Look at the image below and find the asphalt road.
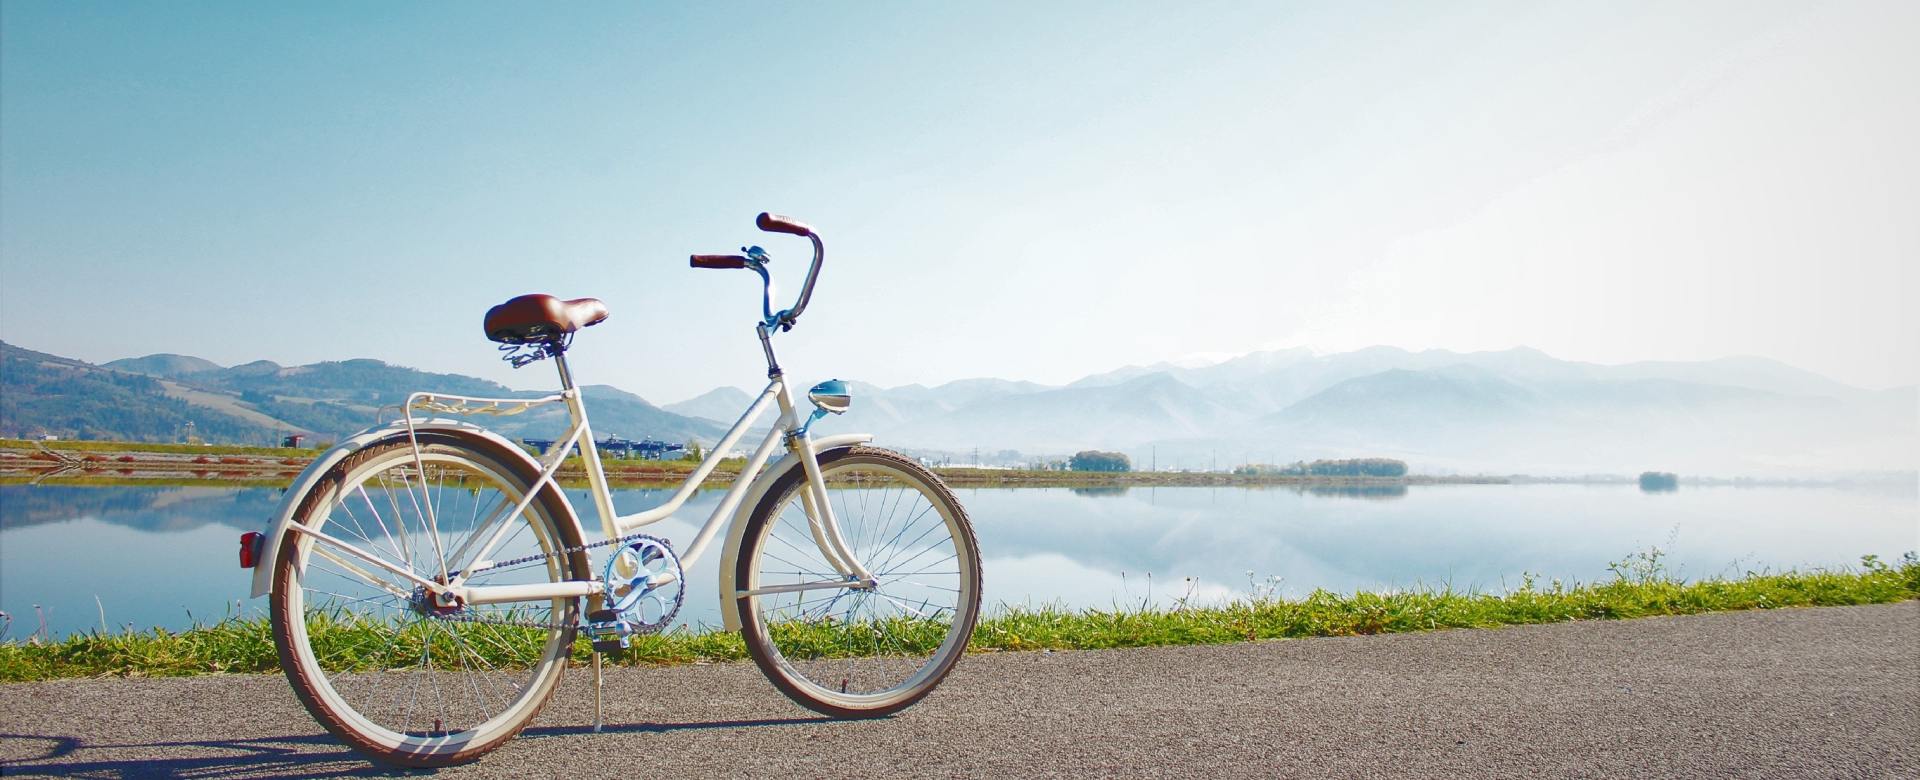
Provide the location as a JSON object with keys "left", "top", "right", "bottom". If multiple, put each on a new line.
{"left": 4, "top": 602, "right": 1916, "bottom": 779}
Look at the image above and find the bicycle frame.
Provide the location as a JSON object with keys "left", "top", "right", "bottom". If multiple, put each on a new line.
{"left": 261, "top": 350, "right": 877, "bottom": 621}
{"left": 253, "top": 214, "right": 981, "bottom": 764}
{"left": 253, "top": 212, "right": 873, "bottom": 620}
{"left": 435, "top": 353, "right": 876, "bottom": 603}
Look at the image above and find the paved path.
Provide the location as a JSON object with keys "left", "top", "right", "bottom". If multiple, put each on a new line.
{"left": 4, "top": 603, "right": 1916, "bottom": 778}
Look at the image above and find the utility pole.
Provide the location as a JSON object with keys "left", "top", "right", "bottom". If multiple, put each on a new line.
{"left": 1151, "top": 446, "right": 1157, "bottom": 473}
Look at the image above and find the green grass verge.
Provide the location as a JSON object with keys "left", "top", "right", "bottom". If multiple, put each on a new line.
{"left": 3, "top": 551, "right": 1914, "bottom": 682}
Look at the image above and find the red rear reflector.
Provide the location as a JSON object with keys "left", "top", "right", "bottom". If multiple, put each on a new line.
{"left": 240, "top": 531, "right": 262, "bottom": 568}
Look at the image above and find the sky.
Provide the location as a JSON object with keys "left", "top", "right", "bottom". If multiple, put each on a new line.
{"left": 3, "top": 1, "right": 1915, "bottom": 404}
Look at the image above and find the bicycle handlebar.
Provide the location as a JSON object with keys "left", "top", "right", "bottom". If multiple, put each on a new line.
{"left": 762, "top": 213, "right": 826, "bottom": 328}
{"left": 756, "top": 212, "right": 814, "bottom": 236}
{"left": 690, "top": 254, "right": 749, "bottom": 269}
{"left": 692, "top": 212, "right": 826, "bottom": 332}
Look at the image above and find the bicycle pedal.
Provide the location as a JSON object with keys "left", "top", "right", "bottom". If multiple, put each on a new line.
{"left": 585, "top": 610, "right": 632, "bottom": 652}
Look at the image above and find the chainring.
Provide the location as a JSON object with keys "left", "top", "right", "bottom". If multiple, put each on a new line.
{"left": 602, "top": 534, "right": 684, "bottom": 634}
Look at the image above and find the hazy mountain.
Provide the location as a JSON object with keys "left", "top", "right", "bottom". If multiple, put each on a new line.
{"left": 844, "top": 378, "right": 1051, "bottom": 432}
{"left": 1603, "top": 355, "right": 1869, "bottom": 400}
{"left": 9, "top": 339, "right": 1911, "bottom": 477}
{"left": 663, "top": 386, "right": 757, "bottom": 424}
{"left": 103, "top": 353, "right": 223, "bottom": 378}
{"left": 1265, "top": 366, "right": 1543, "bottom": 429}
{"left": 1186, "top": 359, "right": 1914, "bottom": 477}
{"left": 882, "top": 373, "right": 1237, "bottom": 452}
{"left": 2, "top": 342, "right": 288, "bottom": 443}
{"left": 802, "top": 346, "right": 1910, "bottom": 476}
{"left": 200, "top": 357, "right": 514, "bottom": 405}
{"left": 1, "top": 342, "right": 724, "bottom": 446}
{"left": 493, "top": 384, "right": 725, "bottom": 444}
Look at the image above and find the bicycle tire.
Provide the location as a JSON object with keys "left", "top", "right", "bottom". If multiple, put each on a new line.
{"left": 734, "top": 446, "right": 982, "bottom": 718}
{"left": 270, "top": 432, "right": 587, "bottom": 767}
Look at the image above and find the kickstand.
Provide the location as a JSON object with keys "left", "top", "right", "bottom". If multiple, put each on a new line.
{"left": 591, "top": 650, "right": 604, "bottom": 733}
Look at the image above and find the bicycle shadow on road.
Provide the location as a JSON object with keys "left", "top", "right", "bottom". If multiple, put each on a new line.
{"left": 0, "top": 717, "right": 840, "bottom": 778}
{"left": 0, "top": 732, "right": 406, "bottom": 779}
{"left": 518, "top": 714, "right": 836, "bottom": 739}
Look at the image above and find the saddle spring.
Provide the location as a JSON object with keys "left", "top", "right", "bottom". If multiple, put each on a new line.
{"left": 498, "top": 334, "right": 571, "bottom": 368}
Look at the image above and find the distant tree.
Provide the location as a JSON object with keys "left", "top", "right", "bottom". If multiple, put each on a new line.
{"left": 1068, "top": 450, "right": 1132, "bottom": 473}
{"left": 683, "top": 439, "right": 705, "bottom": 462}
{"left": 1303, "top": 458, "right": 1407, "bottom": 477}
{"left": 1638, "top": 471, "right": 1679, "bottom": 491}
{"left": 1233, "top": 458, "right": 1409, "bottom": 477}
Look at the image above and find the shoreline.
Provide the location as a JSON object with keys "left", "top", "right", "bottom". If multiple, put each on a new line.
{"left": 4, "top": 439, "right": 1905, "bottom": 489}
{"left": 2, "top": 439, "right": 1507, "bottom": 488}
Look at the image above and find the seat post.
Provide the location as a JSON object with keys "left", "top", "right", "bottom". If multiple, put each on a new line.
{"left": 552, "top": 348, "right": 578, "bottom": 392}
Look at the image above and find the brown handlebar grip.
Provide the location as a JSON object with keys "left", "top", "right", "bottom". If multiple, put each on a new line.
{"left": 690, "top": 254, "right": 749, "bottom": 269}
{"left": 756, "top": 212, "right": 814, "bottom": 236}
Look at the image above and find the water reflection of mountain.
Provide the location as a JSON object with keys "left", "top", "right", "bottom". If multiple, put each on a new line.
{"left": 1300, "top": 485, "right": 1407, "bottom": 500}
{"left": 1219, "top": 483, "right": 1411, "bottom": 500}
{"left": 1065, "top": 484, "right": 1411, "bottom": 500}
{"left": 967, "top": 487, "right": 1455, "bottom": 589}
{"left": 0, "top": 485, "right": 285, "bottom": 533}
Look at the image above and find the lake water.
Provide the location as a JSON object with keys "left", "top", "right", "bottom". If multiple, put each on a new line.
{"left": 2, "top": 481, "right": 1914, "bottom": 640}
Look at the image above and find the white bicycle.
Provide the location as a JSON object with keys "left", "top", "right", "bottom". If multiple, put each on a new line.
{"left": 240, "top": 213, "right": 982, "bottom": 767}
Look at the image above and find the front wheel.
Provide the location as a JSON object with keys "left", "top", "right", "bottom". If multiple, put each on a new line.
{"left": 734, "top": 446, "right": 982, "bottom": 717}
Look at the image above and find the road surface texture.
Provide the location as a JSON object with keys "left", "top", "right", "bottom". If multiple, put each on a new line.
{"left": 3, "top": 602, "right": 1915, "bottom": 778}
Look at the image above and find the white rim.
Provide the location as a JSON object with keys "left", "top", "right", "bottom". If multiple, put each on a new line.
{"left": 282, "top": 446, "right": 573, "bottom": 754}
{"left": 746, "top": 456, "right": 979, "bottom": 708}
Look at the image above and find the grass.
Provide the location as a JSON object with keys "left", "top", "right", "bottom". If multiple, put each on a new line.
{"left": 2, "top": 551, "right": 1914, "bottom": 682}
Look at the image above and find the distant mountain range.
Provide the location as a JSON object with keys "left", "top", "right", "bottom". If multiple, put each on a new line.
{"left": 1, "top": 341, "right": 724, "bottom": 447}
{"left": 667, "top": 346, "right": 1916, "bottom": 478}
{"left": 3, "top": 340, "right": 1912, "bottom": 477}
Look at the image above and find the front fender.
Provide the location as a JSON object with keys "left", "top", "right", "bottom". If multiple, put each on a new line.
{"left": 247, "top": 420, "right": 546, "bottom": 598}
{"left": 716, "top": 433, "right": 872, "bottom": 632}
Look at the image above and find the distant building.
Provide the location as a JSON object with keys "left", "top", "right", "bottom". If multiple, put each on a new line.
{"left": 520, "top": 435, "right": 685, "bottom": 460}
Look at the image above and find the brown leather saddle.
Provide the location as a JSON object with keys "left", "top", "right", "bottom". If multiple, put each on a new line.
{"left": 483, "top": 294, "right": 609, "bottom": 345}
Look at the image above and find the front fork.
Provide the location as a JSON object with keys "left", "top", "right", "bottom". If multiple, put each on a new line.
{"left": 790, "top": 430, "right": 876, "bottom": 587}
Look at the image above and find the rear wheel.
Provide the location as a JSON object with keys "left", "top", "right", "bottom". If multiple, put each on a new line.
{"left": 734, "top": 446, "right": 982, "bottom": 717}
{"left": 270, "top": 434, "right": 586, "bottom": 767}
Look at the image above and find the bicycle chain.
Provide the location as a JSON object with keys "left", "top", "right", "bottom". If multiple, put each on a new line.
{"left": 426, "top": 531, "right": 665, "bottom": 631}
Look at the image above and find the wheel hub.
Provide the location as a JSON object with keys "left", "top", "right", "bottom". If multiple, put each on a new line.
{"left": 409, "top": 584, "right": 465, "bottom": 617}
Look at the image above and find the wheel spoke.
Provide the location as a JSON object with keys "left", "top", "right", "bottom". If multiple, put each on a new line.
{"left": 743, "top": 450, "right": 978, "bottom": 711}
{"left": 275, "top": 438, "right": 578, "bottom": 764}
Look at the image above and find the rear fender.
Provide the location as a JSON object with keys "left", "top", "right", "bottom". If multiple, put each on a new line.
{"left": 716, "top": 433, "right": 872, "bottom": 632}
{"left": 247, "top": 420, "right": 555, "bottom": 598}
